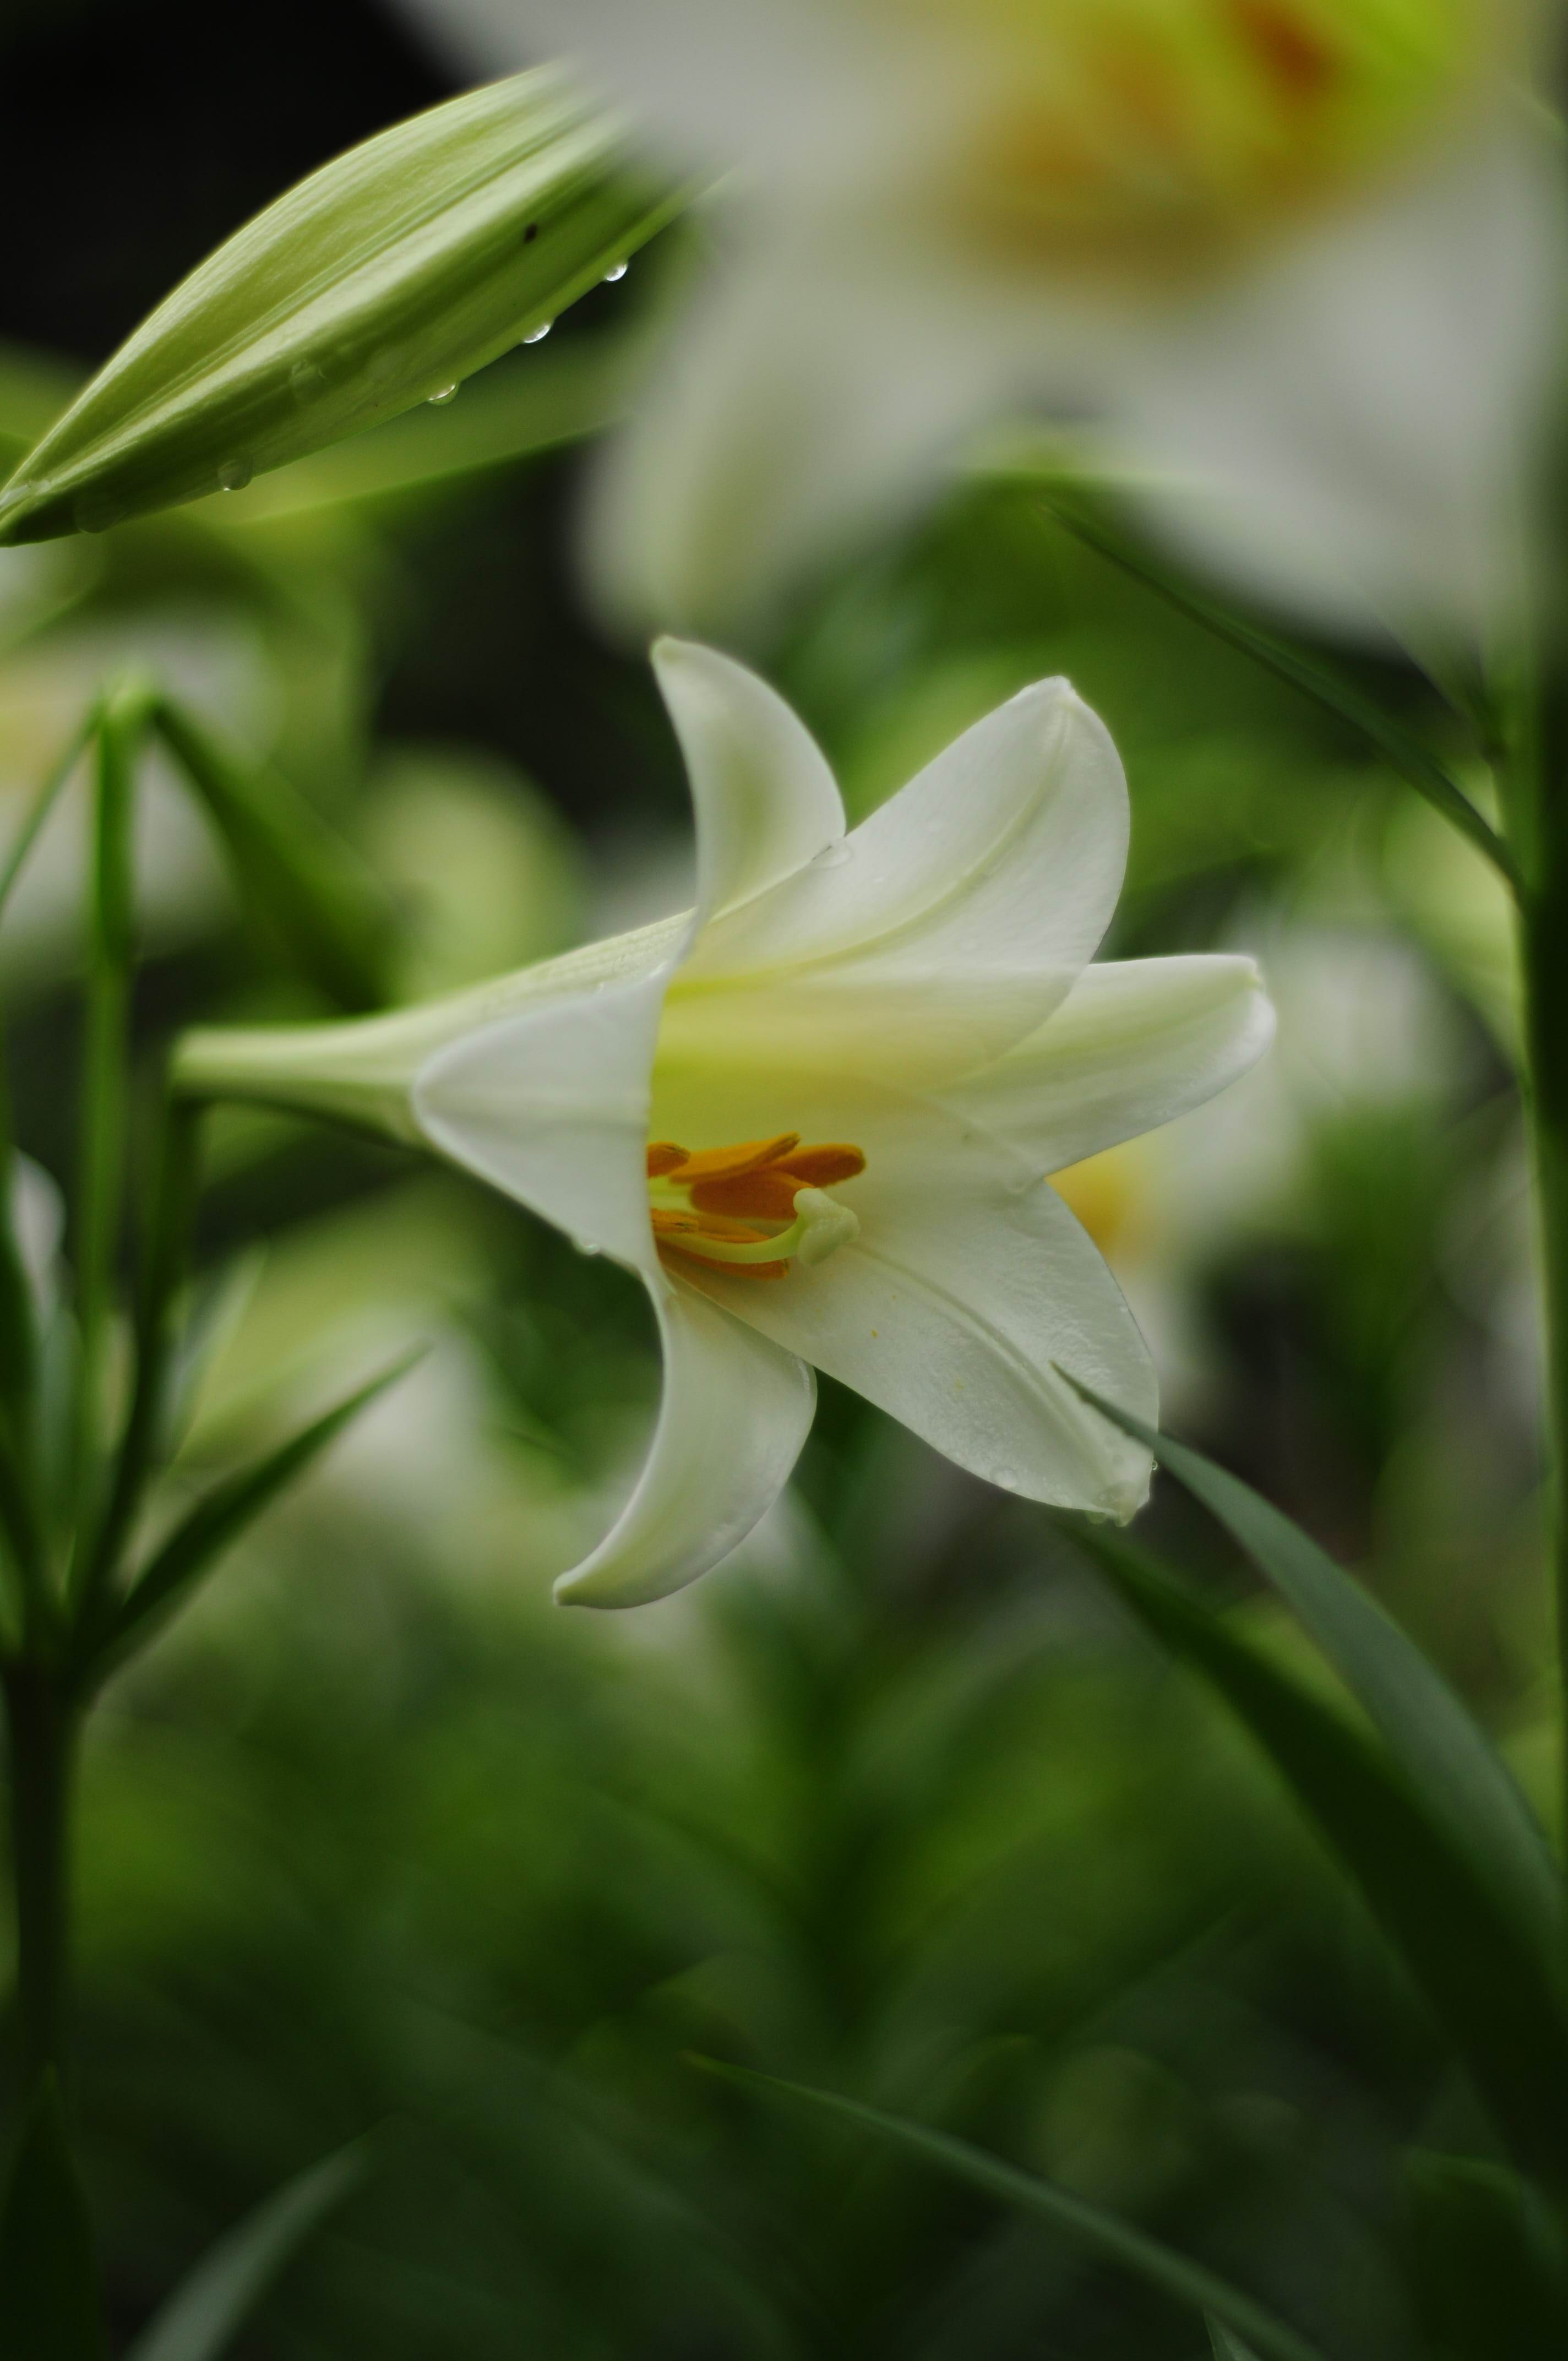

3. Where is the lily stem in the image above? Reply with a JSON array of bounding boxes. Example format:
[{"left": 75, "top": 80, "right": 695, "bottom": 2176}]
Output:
[{"left": 2, "top": 1665, "right": 77, "bottom": 2092}]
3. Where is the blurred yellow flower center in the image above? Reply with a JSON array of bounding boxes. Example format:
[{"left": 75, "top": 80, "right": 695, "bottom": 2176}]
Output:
[
  {"left": 646, "top": 1133, "right": 865, "bottom": 1279},
  {"left": 894, "top": 0, "right": 1493, "bottom": 276}
]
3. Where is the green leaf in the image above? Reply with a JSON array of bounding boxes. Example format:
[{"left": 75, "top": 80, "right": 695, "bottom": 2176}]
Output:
[
  {"left": 78, "top": 1096, "right": 203, "bottom": 1606},
  {"left": 1036, "top": 494, "right": 1520, "bottom": 893},
  {"left": 153, "top": 697, "right": 393, "bottom": 1012},
  {"left": 83, "top": 1351, "right": 422, "bottom": 1680},
  {"left": 123, "top": 2140, "right": 367, "bottom": 2361},
  {"left": 0, "top": 71, "right": 684, "bottom": 546},
  {"left": 0, "top": 2073, "right": 107, "bottom": 2359},
  {"left": 1067, "top": 1379, "right": 1564, "bottom": 1996},
  {"left": 690, "top": 2061, "right": 1330, "bottom": 2361},
  {"left": 1404, "top": 2151, "right": 1568, "bottom": 2358},
  {"left": 1069, "top": 1525, "right": 1568, "bottom": 2187},
  {"left": 0, "top": 707, "right": 96, "bottom": 926}
]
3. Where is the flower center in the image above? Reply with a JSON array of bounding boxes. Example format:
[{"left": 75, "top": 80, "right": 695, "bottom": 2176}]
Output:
[
  {"left": 895, "top": 0, "right": 1490, "bottom": 279},
  {"left": 646, "top": 1133, "right": 866, "bottom": 1280}
]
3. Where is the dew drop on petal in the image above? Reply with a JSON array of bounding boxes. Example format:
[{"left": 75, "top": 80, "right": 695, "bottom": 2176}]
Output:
[
  {"left": 216, "top": 456, "right": 253, "bottom": 492},
  {"left": 522, "top": 321, "right": 553, "bottom": 345},
  {"left": 288, "top": 356, "right": 326, "bottom": 403},
  {"left": 993, "top": 1466, "right": 1020, "bottom": 1491},
  {"left": 427, "top": 383, "right": 459, "bottom": 406},
  {"left": 602, "top": 262, "right": 628, "bottom": 282}
]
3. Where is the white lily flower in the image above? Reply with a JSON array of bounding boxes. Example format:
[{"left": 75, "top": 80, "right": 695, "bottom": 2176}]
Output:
[
  {"left": 176, "top": 642, "right": 1272, "bottom": 1604},
  {"left": 397, "top": 0, "right": 1564, "bottom": 640}
]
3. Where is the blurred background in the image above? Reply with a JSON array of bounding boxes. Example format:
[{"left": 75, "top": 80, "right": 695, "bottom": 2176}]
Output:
[{"left": 0, "top": 3, "right": 1549, "bottom": 2353}]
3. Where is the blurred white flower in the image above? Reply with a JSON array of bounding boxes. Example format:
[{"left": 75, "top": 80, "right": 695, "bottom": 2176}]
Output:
[
  {"left": 178, "top": 641, "right": 1272, "bottom": 1605},
  {"left": 398, "top": 0, "right": 1564, "bottom": 641}
]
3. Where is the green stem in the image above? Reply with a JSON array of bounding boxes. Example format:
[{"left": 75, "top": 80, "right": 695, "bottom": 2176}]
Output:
[
  {"left": 2, "top": 1667, "right": 77, "bottom": 2090},
  {"left": 69, "top": 697, "right": 142, "bottom": 1553}
]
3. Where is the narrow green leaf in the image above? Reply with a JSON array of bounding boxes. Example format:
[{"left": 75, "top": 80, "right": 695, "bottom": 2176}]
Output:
[
  {"left": 83, "top": 1351, "right": 421, "bottom": 1679},
  {"left": 0, "top": 2073, "right": 107, "bottom": 2359},
  {"left": 0, "top": 708, "right": 97, "bottom": 927},
  {"left": 690, "top": 2061, "right": 1330, "bottom": 2361},
  {"left": 1038, "top": 496, "right": 1520, "bottom": 893},
  {"left": 153, "top": 698, "right": 393, "bottom": 1012},
  {"left": 1066, "top": 1378, "right": 1564, "bottom": 1994},
  {"left": 78, "top": 1096, "right": 203, "bottom": 1607},
  {"left": 1069, "top": 1525, "right": 1568, "bottom": 2188},
  {"left": 0, "top": 72, "right": 684, "bottom": 546},
  {"left": 124, "top": 2140, "right": 366, "bottom": 2361}
]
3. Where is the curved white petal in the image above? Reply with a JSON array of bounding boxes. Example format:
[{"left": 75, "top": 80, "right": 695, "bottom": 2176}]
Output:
[
  {"left": 557, "top": 1277, "right": 816, "bottom": 1607},
  {"left": 651, "top": 637, "right": 845, "bottom": 925},
  {"left": 389, "top": 0, "right": 886, "bottom": 181},
  {"left": 1116, "top": 121, "right": 1565, "bottom": 640},
  {"left": 584, "top": 229, "right": 1015, "bottom": 633},
  {"left": 680, "top": 677, "right": 1128, "bottom": 1075},
  {"left": 944, "top": 955, "right": 1275, "bottom": 1176},
  {"left": 412, "top": 965, "right": 671, "bottom": 1277},
  {"left": 656, "top": 1076, "right": 1153, "bottom": 1517}
]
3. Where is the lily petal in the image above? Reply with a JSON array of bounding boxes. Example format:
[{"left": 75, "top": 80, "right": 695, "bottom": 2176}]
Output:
[
  {"left": 391, "top": 0, "right": 883, "bottom": 182},
  {"left": 944, "top": 955, "right": 1275, "bottom": 1176},
  {"left": 661, "top": 1078, "right": 1153, "bottom": 1518},
  {"left": 1118, "top": 121, "right": 1565, "bottom": 639},
  {"left": 651, "top": 637, "right": 845, "bottom": 923},
  {"left": 681, "top": 676, "right": 1128, "bottom": 1074},
  {"left": 413, "top": 966, "right": 671, "bottom": 1276},
  {"left": 556, "top": 1277, "right": 816, "bottom": 1606},
  {"left": 583, "top": 226, "right": 1016, "bottom": 633}
]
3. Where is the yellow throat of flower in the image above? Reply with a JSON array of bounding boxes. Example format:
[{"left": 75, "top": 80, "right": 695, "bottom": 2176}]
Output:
[
  {"left": 647, "top": 1133, "right": 865, "bottom": 1280},
  {"left": 891, "top": 0, "right": 1503, "bottom": 279}
]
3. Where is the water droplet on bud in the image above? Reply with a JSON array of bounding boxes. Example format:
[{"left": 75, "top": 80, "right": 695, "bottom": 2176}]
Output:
[
  {"left": 427, "top": 383, "right": 458, "bottom": 406},
  {"left": 216, "top": 455, "right": 253, "bottom": 492},
  {"left": 522, "top": 320, "right": 553, "bottom": 345},
  {"left": 74, "top": 488, "right": 124, "bottom": 535},
  {"left": 289, "top": 356, "right": 326, "bottom": 402},
  {"left": 603, "top": 262, "right": 628, "bottom": 282}
]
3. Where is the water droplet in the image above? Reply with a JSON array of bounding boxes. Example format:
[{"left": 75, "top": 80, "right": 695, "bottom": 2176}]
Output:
[
  {"left": 573, "top": 1236, "right": 602, "bottom": 1258},
  {"left": 73, "top": 488, "right": 124, "bottom": 535},
  {"left": 812, "top": 841, "right": 852, "bottom": 869},
  {"left": 603, "top": 261, "right": 628, "bottom": 282},
  {"left": 992, "top": 1466, "right": 1020, "bottom": 1491},
  {"left": 522, "top": 320, "right": 553, "bottom": 345},
  {"left": 216, "top": 455, "right": 253, "bottom": 493},
  {"left": 427, "top": 383, "right": 458, "bottom": 406},
  {"left": 288, "top": 355, "right": 326, "bottom": 402}
]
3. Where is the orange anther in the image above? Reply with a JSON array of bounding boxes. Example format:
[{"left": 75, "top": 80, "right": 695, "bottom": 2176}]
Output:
[
  {"left": 666, "top": 1133, "right": 801, "bottom": 1183},
  {"left": 646, "top": 1141, "right": 690, "bottom": 1177},
  {"left": 690, "top": 1170, "right": 802, "bottom": 1221},
  {"left": 778, "top": 1143, "right": 865, "bottom": 1188}
]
